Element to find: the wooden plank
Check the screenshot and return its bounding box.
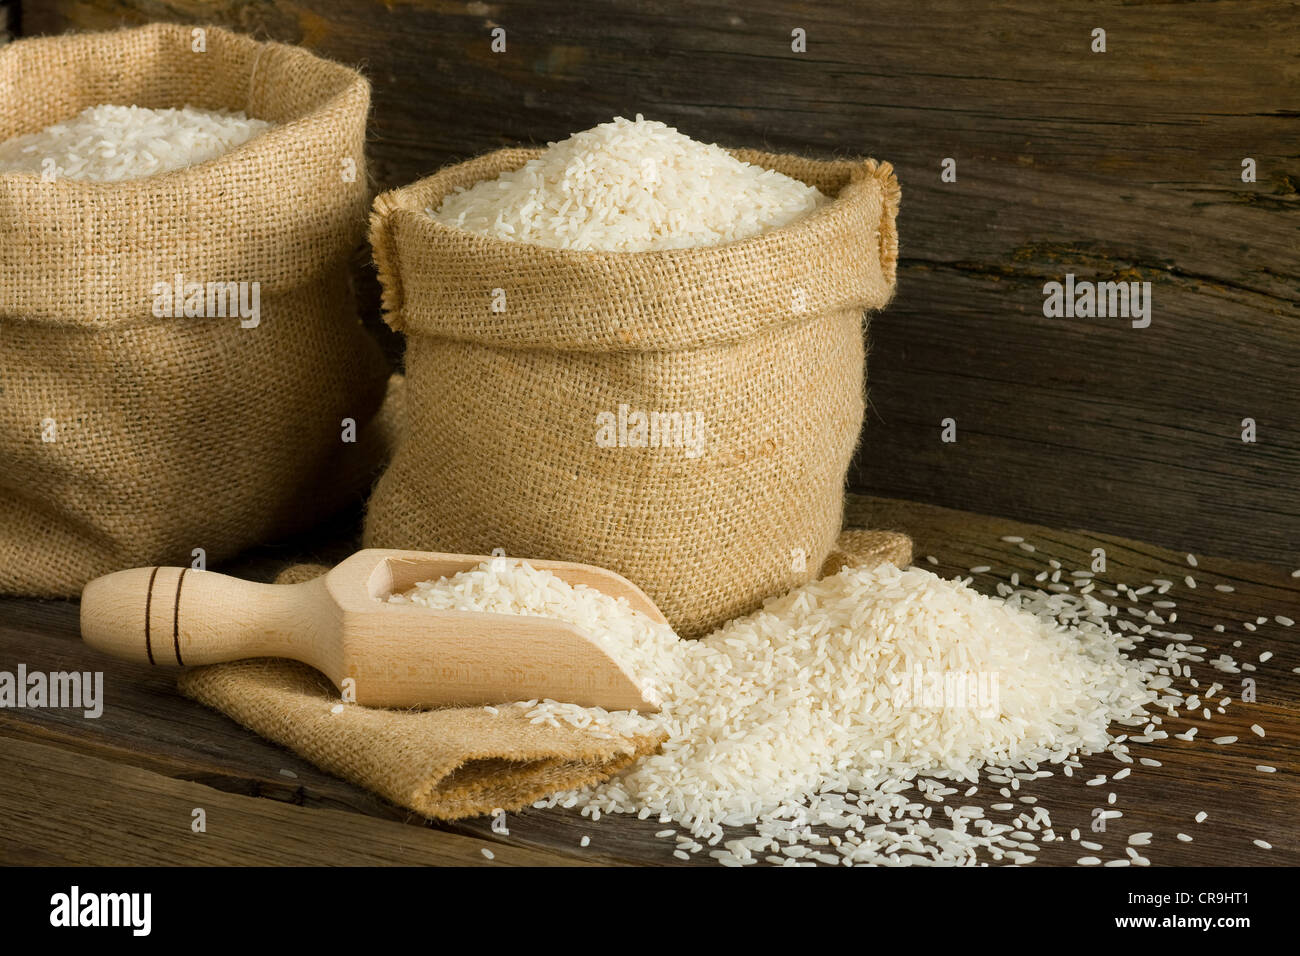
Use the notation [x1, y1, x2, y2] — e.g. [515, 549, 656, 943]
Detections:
[18, 0, 1299, 565]
[0, 733, 591, 865]
[0, 494, 1295, 865]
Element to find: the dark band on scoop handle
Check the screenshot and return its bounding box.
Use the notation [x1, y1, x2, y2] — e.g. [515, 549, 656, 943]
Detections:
[143, 566, 160, 666]
[172, 568, 187, 665]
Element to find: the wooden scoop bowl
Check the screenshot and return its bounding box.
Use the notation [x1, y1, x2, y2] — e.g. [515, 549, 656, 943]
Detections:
[80, 549, 668, 712]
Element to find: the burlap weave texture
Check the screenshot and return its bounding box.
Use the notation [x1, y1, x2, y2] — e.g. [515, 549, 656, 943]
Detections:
[365, 147, 900, 636]
[0, 24, 389, 595]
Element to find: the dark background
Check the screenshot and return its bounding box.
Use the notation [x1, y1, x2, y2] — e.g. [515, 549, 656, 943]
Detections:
[10, 0, 1300, 565]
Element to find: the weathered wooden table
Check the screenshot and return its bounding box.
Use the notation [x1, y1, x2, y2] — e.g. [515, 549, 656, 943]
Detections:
[2, 494, 1294, 866]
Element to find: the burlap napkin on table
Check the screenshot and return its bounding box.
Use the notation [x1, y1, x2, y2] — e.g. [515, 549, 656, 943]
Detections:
[179, 530, 912, 820]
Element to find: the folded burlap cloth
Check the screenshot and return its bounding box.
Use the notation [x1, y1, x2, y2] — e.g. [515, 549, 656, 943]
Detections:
[179, 529, 912, 819]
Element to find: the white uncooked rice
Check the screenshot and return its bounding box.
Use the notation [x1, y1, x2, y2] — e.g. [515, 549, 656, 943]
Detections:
[391, 559, 680, 710]
[527, 562, 1156, 865]
[389, 546, 1273, 866]
[0, 104, 272, 182]
[426, 114, 826, 252]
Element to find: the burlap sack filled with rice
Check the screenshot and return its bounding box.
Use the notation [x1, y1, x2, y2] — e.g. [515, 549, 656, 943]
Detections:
[367, 142, 899, 636]
[0, 24, 389, 596]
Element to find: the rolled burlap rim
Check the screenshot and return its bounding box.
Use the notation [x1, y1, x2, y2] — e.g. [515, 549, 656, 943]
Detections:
[0, 22, 373, 324]
[369, 146, 900, 351]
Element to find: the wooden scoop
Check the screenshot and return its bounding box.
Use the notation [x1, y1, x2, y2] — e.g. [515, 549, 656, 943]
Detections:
[80, 549, 667, 712]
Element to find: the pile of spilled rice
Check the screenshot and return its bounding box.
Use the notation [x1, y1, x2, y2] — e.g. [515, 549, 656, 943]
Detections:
[391, 537, 1284, 867]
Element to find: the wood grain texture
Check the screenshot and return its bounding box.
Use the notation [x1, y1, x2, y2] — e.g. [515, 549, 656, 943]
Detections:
[0, 494, 1295, 866]
[19, 0, 1299, 565]
[0, 733, 591, 865]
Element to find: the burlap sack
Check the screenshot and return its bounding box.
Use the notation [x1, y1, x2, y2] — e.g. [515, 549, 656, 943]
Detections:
[366, 148, 900, 636]
[0, 24, 389, 597]
[178, 529, 908, 820]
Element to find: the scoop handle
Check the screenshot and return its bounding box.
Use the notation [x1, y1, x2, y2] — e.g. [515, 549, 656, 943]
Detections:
[80, 566, 323, 668]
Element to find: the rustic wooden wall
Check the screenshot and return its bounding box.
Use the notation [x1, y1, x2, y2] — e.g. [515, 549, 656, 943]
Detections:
[18, 0, 1300, 565]
[0, 0, 15, 44]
